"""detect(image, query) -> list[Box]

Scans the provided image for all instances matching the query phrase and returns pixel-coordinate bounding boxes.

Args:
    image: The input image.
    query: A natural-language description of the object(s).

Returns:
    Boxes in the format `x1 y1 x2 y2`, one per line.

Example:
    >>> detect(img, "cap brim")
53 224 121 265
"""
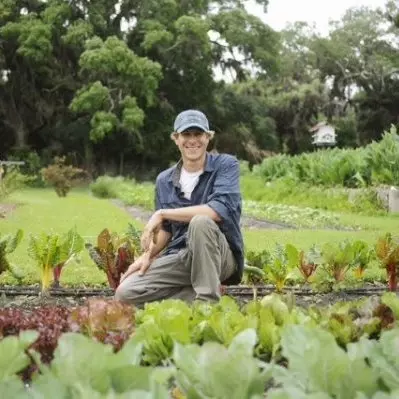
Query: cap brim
176 123 207 133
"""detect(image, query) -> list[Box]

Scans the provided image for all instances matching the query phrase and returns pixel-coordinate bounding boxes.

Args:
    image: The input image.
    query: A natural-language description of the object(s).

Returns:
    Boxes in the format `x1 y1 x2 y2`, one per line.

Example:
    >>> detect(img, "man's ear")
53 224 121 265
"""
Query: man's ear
170 132 179 142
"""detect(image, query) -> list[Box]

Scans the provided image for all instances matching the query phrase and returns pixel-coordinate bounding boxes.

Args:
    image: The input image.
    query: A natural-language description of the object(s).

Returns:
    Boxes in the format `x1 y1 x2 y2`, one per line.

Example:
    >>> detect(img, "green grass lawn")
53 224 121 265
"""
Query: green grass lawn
0 188 143 287
1 187 396 287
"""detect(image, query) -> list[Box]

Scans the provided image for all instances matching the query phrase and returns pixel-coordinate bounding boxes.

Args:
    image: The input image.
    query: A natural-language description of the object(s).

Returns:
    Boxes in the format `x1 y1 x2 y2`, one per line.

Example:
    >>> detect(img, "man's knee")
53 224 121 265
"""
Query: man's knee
189 215 215 233
114 281 133 304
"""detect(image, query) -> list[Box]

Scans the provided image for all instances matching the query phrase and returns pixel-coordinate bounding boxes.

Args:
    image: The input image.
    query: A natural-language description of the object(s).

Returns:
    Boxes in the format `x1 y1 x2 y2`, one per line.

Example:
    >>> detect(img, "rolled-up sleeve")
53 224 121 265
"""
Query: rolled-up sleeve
207 156 241 222
155 182 172 234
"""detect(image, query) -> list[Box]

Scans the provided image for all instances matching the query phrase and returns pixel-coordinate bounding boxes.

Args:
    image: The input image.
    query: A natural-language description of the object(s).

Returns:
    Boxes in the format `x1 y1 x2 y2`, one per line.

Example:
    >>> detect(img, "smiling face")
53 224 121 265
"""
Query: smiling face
172 128 211 163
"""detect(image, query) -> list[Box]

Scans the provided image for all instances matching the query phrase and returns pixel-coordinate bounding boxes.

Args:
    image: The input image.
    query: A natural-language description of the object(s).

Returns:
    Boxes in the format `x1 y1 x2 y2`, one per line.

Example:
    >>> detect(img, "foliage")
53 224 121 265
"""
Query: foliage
0 229 23 279
0 165 34 200
90 175 154 210
240 175 386 216
375 233 399 292
41 156 86 197
68 298 134 349
0 294 398 397
254 126 399 188
0 306 71 363
27 227 84 292
173 329 272 399
85 228 137 289
243 200 346 229
297 245 321 283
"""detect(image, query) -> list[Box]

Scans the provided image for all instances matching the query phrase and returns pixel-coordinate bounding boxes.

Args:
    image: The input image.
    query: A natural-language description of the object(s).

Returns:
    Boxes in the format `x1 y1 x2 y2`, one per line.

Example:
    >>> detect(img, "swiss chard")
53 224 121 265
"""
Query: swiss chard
299 245 320 283
0 229 23 280
352 240 374 279
86 228 137 289
243 249 270 300
321 240 355 283
375 233 399 291
28 228 84 292
266 244 297 292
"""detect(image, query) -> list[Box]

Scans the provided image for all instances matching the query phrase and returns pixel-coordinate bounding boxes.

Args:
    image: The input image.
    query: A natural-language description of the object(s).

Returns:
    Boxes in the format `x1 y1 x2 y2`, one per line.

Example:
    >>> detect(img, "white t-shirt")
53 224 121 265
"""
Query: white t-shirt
179 168 203 200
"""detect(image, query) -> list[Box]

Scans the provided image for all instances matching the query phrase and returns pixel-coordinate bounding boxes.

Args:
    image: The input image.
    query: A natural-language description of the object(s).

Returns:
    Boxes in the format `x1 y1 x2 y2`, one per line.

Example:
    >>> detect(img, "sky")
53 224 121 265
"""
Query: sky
246 0 388 35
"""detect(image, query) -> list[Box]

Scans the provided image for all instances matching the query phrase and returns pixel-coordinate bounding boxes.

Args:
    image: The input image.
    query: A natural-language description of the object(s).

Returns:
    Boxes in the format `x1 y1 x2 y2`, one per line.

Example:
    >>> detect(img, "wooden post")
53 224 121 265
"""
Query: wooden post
389 187 399 213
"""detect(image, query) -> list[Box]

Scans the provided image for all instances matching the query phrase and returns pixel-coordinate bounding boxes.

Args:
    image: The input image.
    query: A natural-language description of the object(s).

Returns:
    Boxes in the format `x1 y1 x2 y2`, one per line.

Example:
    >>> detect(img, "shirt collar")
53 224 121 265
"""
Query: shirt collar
168 152 215 186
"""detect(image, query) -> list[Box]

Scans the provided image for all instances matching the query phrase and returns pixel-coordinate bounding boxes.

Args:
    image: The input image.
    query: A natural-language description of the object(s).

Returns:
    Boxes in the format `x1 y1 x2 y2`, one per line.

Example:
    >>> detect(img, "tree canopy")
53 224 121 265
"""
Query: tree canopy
0 0 398 176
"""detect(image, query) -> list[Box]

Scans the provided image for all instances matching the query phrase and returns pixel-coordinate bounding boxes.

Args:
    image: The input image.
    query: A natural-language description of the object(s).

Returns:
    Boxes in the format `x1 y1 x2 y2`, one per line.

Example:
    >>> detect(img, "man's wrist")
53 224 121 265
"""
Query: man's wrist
156 209 166 220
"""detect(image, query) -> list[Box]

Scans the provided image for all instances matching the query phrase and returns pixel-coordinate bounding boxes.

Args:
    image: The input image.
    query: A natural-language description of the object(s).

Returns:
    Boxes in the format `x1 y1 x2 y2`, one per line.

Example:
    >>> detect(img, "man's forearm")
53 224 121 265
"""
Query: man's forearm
158 205 221 224
144 229 171 260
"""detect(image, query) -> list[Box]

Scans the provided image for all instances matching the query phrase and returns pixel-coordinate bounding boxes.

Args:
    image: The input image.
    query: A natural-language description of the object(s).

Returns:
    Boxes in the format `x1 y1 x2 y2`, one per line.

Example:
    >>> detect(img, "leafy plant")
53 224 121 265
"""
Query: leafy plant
173 329 273 399
85 228 137 289
0 330 39 393
0 165 34 199
266 244 297 291
28 228 84 292
0 229 23 280
0 307 71 364
68 299 135 350
127 223 143 256
321 240 356 283
375 233 399 292
291 244 321 284
29 332 171 398
352 240 374 279
243 249 270 300
41 156 86 197
272 324 382 398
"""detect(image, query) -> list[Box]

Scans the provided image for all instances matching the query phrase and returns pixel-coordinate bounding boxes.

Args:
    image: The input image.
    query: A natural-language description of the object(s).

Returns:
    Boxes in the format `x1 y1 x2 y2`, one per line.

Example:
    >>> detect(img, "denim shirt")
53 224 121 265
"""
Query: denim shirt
154 152 244 285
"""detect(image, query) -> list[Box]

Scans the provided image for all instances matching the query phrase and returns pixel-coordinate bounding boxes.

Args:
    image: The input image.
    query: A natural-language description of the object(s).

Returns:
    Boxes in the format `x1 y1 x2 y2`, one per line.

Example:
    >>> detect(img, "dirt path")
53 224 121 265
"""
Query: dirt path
0 203 17 219
112 199 295 230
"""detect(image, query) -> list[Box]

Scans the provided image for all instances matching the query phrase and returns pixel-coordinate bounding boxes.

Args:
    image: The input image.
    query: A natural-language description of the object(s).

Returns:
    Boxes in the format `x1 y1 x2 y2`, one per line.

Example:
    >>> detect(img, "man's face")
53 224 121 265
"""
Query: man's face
173 128 210 162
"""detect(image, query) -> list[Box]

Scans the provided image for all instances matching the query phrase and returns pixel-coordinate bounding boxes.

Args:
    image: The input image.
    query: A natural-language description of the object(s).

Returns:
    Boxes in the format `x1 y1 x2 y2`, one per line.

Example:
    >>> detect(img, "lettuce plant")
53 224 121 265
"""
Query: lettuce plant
173 329 273 399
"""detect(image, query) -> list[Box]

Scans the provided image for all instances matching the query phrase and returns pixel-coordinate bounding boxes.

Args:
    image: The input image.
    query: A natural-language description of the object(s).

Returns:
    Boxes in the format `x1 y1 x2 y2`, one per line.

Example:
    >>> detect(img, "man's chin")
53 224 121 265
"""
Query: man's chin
183 151 205 161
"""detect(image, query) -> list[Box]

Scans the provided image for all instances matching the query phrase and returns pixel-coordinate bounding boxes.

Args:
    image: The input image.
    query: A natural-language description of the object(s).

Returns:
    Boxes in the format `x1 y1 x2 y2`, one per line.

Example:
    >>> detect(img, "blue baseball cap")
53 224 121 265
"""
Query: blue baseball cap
173 110 210 133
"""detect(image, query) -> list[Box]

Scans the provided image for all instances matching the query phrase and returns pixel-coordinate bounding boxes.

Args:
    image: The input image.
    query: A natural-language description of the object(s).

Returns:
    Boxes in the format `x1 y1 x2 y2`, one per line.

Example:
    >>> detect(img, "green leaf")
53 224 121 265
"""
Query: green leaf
173 329 271 399
368 328 399 390
4 229 23 254
279 325 379 398
380 292 399 320
0 330 39 380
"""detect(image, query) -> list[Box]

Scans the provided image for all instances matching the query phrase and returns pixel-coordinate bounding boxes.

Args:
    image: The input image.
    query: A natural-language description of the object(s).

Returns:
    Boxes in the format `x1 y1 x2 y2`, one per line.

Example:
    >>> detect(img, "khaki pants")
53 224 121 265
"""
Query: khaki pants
115 215 236 307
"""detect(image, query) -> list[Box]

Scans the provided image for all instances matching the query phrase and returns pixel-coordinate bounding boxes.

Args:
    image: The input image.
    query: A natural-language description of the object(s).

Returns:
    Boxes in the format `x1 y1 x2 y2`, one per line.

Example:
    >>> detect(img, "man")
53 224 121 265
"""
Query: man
115 109 244 306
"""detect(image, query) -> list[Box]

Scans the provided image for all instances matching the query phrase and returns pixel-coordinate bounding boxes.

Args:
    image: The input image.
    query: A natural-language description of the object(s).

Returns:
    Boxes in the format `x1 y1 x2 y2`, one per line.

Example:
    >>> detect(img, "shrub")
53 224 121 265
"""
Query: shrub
41 156 86 197
0 165 34 199
89 176 125 198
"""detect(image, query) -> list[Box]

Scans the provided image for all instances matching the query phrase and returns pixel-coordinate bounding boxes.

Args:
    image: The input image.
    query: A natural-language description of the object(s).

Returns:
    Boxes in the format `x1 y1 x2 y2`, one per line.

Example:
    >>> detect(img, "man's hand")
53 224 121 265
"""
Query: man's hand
120 254 152 283
141 210 163 252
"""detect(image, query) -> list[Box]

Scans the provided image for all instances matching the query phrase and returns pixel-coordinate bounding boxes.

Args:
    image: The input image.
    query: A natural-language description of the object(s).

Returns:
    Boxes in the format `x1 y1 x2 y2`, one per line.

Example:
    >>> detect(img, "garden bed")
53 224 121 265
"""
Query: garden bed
0 284 391 310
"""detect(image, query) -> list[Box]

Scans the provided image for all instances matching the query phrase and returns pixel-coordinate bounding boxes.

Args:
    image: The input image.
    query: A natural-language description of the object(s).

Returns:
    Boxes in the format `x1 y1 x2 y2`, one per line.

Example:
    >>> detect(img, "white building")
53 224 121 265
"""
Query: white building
309 122 337 147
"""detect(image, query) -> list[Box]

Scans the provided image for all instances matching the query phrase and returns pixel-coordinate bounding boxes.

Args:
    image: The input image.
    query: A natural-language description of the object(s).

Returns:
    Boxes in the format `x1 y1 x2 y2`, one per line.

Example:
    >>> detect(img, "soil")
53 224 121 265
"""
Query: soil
0 285 390 310
0 203 17 219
